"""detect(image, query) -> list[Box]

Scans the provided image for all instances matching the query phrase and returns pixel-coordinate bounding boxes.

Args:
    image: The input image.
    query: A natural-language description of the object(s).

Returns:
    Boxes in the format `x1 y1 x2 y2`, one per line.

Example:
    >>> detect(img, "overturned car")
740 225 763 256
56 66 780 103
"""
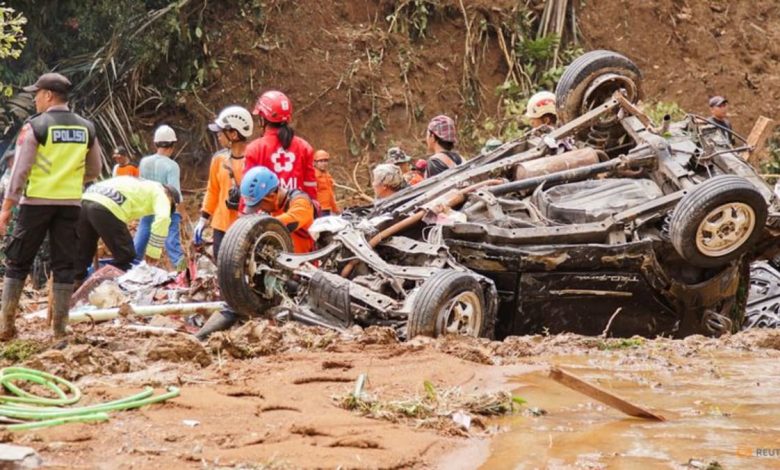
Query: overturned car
218 50 780 339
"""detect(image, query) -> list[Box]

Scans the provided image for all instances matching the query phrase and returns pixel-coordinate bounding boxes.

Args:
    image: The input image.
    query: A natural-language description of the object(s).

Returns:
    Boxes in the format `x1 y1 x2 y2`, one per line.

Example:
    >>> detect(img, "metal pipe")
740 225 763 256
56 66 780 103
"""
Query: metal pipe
514 148 600 180
490 159 625 197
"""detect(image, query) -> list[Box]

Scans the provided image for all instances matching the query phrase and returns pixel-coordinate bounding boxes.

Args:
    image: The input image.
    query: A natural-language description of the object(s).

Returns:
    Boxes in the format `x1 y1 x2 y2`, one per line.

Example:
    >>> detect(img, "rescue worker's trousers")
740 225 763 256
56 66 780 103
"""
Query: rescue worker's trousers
4 205 80 284
75 200 136 281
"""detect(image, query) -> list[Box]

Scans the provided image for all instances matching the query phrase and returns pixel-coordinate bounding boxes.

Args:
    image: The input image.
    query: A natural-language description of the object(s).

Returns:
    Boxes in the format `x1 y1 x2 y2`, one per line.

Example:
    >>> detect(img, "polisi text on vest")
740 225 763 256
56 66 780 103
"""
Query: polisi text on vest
51 128 87 144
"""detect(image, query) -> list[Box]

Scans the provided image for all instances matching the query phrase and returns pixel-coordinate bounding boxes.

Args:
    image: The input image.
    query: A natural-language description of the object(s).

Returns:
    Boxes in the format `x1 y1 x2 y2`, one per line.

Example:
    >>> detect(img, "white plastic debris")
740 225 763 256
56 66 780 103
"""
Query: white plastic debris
182 419 200 427
118 263 176 292
451 410 472 430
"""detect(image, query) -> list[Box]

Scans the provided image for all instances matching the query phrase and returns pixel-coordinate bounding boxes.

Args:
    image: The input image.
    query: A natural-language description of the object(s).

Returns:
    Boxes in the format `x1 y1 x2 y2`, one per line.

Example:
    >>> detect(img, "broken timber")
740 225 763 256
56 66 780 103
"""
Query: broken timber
549 367 666 421
742 116 776 167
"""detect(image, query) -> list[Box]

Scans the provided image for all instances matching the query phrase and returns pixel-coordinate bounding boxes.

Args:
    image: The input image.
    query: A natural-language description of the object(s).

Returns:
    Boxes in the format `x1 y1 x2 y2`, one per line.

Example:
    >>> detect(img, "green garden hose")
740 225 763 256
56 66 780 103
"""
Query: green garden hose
0 366 179 431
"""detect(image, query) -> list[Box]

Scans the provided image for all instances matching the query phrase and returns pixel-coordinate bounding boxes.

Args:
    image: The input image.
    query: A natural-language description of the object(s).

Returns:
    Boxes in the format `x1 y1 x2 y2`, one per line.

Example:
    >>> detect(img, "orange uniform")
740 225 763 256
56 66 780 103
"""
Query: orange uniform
315 168 339 214
405 171 423 185
202 151 245 233
272 190 316 254
113 164 139 177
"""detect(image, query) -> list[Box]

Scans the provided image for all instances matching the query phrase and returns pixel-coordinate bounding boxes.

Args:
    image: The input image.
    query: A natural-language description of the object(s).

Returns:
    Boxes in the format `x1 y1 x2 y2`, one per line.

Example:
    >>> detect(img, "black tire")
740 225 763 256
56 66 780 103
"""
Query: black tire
670 176 767 268
555 50 643 124
407 270 497 339
218 215 293 316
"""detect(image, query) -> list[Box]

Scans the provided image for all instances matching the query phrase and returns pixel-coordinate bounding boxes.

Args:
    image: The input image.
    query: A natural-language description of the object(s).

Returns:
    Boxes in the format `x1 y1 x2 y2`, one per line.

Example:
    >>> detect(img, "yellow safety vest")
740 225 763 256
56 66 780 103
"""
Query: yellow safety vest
26 111 93 199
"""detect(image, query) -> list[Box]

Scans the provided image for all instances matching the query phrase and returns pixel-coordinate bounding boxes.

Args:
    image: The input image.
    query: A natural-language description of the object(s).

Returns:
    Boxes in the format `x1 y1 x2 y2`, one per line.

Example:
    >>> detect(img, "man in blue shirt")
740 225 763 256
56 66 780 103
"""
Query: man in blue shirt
133 124 185 268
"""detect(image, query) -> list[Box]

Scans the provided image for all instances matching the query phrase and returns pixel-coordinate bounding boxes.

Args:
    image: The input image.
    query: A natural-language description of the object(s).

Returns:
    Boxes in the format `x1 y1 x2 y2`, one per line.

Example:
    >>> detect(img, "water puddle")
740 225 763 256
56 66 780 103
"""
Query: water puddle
484 351 780 469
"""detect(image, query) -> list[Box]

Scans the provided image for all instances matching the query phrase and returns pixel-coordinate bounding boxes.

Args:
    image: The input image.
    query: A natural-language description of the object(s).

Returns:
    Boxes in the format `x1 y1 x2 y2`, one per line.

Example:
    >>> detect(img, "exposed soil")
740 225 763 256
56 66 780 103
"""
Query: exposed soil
4 312 780 468
579 0 780 133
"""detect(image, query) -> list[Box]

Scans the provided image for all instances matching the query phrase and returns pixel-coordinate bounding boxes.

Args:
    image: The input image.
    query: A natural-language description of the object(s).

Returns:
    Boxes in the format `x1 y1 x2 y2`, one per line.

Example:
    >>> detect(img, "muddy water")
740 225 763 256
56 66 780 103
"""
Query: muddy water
484 352 780 469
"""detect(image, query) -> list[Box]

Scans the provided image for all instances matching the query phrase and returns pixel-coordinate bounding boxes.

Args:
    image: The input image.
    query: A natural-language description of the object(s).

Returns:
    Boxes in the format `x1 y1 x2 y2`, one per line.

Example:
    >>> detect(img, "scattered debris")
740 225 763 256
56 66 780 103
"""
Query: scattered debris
0 443 42 468
181 420 199 428
548 367 666 421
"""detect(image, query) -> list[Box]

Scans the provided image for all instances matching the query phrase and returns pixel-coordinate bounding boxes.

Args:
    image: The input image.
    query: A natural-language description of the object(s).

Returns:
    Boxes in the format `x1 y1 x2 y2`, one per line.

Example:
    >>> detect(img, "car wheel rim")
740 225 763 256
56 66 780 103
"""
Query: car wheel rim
248 231 287 293
695 202 756 257
439 291 482 337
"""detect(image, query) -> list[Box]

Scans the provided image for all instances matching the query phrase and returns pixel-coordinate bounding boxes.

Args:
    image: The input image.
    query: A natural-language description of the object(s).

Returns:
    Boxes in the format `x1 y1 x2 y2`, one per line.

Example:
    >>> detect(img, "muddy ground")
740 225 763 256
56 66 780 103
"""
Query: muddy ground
3 310 780 469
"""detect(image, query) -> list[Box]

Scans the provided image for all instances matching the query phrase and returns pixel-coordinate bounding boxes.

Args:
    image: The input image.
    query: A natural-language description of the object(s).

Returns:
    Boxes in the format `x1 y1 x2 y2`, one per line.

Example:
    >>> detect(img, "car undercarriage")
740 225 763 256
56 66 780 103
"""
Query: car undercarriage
218 50 780 340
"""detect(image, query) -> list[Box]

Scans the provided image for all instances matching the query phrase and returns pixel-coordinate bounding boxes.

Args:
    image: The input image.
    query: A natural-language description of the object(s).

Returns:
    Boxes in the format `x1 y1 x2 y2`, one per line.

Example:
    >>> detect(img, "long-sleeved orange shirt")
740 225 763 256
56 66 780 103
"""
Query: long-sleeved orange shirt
315 168 339 213
273 190 315 253
202 151 245 233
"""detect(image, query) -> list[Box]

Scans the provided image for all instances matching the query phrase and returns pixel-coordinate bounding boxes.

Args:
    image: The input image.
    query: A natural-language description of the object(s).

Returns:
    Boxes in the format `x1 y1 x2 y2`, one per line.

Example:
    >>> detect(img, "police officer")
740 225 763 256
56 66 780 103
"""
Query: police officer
0 72 101 340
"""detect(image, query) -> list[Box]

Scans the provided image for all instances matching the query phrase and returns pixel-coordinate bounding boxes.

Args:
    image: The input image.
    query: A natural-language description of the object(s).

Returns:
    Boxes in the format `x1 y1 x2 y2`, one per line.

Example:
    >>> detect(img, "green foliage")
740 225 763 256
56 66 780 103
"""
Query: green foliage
598 337 645 350
760 129 780 182
387 0 438 41
645 101 686 124
1 340 40 362
0 5 26 98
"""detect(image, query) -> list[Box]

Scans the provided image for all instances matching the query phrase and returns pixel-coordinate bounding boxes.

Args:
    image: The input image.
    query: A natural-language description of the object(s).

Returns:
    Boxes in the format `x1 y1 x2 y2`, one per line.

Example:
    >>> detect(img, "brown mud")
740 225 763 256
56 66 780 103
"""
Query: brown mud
3 313 780 468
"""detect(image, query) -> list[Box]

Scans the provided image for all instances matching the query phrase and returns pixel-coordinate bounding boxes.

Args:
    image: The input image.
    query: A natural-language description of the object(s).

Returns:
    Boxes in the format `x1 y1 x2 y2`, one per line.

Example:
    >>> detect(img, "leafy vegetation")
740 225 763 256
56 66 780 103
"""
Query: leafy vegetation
0 339 41 362
0 5 25 100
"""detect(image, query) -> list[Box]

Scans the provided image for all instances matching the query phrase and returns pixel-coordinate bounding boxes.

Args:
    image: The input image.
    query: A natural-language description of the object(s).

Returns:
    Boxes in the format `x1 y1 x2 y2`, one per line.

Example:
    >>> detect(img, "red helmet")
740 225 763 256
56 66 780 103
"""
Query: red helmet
253 90 292 123
414 159 428 171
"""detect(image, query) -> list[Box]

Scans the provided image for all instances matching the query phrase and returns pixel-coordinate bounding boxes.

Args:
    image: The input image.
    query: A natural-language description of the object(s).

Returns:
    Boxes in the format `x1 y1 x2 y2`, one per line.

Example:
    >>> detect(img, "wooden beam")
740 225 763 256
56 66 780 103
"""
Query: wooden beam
549 366 666 421
742 116 776 166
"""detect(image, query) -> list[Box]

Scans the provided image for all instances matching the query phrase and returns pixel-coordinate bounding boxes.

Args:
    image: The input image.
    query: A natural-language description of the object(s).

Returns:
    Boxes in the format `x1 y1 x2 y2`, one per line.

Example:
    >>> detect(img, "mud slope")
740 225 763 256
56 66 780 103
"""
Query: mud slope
579 0 780 132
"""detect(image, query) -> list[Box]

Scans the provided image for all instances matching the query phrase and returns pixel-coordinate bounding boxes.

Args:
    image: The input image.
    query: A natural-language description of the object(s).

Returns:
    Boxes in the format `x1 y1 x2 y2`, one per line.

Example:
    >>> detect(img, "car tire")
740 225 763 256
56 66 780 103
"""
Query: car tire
555 50 643 124
407 270 497 339
670 176 767 268
218 215 293 316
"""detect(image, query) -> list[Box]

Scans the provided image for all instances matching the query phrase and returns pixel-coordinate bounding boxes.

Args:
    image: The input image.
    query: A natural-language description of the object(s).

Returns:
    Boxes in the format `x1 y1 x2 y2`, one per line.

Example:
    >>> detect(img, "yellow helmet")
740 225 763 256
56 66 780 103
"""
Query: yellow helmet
525 91 557 119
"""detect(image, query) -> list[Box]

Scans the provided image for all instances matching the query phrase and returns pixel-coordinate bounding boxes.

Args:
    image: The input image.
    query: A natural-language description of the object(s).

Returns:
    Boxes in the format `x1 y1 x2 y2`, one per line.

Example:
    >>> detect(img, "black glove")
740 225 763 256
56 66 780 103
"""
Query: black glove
225 185 241 210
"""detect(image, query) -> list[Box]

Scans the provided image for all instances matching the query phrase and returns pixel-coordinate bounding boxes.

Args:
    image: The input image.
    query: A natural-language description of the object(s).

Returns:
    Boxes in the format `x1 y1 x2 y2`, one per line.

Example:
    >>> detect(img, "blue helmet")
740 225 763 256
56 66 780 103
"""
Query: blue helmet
241 166 279 207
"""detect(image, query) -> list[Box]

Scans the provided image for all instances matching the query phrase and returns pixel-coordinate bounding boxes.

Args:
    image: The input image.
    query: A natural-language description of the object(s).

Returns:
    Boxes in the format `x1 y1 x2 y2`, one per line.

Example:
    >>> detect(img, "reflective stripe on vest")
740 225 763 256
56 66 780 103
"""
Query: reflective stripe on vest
26 125 89 199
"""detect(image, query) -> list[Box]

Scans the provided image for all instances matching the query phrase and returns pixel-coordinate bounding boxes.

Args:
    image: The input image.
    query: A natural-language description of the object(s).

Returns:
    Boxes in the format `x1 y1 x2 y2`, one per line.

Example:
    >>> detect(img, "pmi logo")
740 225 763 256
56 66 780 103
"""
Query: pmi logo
737 446 780 457
51 128 87 144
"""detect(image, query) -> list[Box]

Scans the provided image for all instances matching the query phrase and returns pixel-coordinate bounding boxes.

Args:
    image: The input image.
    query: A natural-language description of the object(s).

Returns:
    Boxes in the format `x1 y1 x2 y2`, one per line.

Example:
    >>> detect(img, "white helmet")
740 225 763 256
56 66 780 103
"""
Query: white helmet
525 91 557 119
209 105 254 138
153 124 177 145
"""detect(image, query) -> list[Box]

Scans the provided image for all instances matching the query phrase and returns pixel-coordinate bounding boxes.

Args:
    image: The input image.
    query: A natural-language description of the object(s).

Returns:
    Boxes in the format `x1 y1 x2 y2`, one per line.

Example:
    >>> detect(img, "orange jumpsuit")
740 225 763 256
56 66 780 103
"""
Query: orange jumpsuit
202 151 244 233
315 168 339 214
272 190 316 253
113 164 139 177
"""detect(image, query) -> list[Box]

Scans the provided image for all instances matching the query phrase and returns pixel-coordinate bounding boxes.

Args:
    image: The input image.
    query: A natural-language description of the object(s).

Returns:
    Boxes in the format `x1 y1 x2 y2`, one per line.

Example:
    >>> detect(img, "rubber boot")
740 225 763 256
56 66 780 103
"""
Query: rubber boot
195 310 238 341
51 283 73 339
0 277 24 340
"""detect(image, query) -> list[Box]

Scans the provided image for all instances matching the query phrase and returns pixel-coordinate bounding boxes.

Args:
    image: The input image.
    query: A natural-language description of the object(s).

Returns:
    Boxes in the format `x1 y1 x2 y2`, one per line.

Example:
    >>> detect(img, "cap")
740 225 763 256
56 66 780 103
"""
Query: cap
709 96 728 107
386 147 411 164
372 163 405 190
23 73 72 94
427 115 457 144
113 146 129 156
414 159 428 171
314 150 330 161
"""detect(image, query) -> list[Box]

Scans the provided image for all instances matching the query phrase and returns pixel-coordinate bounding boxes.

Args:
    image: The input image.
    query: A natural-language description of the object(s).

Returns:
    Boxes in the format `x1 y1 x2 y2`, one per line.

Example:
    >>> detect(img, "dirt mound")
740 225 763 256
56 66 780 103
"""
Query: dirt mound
579 0 780 133
24 345 135 381
206 320 341 358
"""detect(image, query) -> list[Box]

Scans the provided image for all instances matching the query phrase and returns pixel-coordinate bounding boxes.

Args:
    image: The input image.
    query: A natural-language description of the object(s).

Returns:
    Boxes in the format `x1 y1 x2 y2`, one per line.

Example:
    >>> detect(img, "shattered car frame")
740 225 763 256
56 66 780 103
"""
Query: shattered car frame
218 50 780 339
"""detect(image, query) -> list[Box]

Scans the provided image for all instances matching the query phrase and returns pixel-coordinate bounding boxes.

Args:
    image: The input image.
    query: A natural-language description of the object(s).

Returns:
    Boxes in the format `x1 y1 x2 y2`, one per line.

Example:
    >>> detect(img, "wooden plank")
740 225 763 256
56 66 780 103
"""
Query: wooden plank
549 366 666 421
742 116 776 166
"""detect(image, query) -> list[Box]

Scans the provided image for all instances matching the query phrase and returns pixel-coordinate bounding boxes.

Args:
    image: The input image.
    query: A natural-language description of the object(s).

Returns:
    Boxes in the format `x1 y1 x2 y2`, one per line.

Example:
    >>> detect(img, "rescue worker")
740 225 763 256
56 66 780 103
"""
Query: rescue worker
708 95 734 145
372 163 407 200
133 125 185 269
0 72 101 340
525 91 558 135
75 177 180 283
194 166 316 340
245 90 317 200
194 105 253 259
425 115 462 177
111 146 139 177
242 166 316 253
313 149 340 215
410 159 427 184
387 147 422 185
